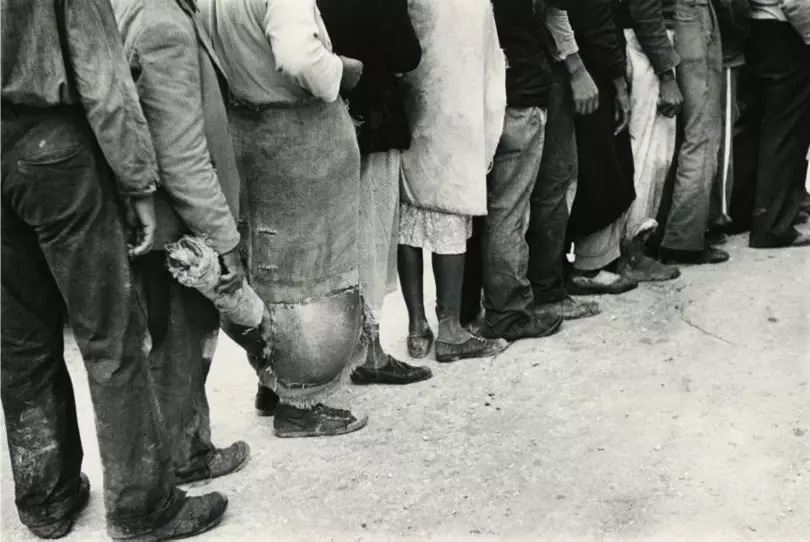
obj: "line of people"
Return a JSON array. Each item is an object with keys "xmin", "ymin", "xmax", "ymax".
[{"xmin": 2, "ymin": 0, "xmax": 809, "ymax": 539}]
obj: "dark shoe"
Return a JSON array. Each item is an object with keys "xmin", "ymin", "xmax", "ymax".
[
  {"xmin": 794, "ymin": 210, "xmax": 809, "ymax": 226},
  {"xmin": 706, "ymin": 229, "xmax": 728, "ymax": 246},
  {"xmin": 126, "ymin": 492, "xmax": 228, "ymax": 541},
  {"xmin": 660, "ymin": 246, "xmax": 730, "ymax": 265},
  {"xmin": 535, "ymin": 296, "xmax": 601, "ymax": 320},
  {"xmin": 479, "ymin": 312, "xmax": 562, "ymax": 341},
  {"xmin": 751, "ymin": 232, "xmax": 810, "ymax": 248},
  {"xmin": 434, "ymin": 334, "xmax": 509, "ymax": 363},
  {"xmin": 28, "ymin": 474, "xmax": 90, "ymax": 539},
  {"xmin": 175, "ymin": 442, "xmax": 251, "ymax": 485},
  {"xmin": 406, "ymin": 328, "xmax": 434, "ymax": 359},
  {"xmin": 617, "ymin": 236, "xmax": 681, "ymax": 282},
  {"xmin": 351, "ymin": 357, "xmax": 433, "ymax": 385},
  {"xmin": 255, "ymin": 384, "xmax": 279, "ymax": 417},
  {"xmin": 567, "ymin": 270, "xmax": 638, "ymax": 296},
  {"xmin": 274, "ymin": 403, "xmax": 368, "ymax": 438}
]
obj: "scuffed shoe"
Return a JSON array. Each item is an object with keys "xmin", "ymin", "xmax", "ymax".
[
  {"xmin": 255, "ymin": 385, "xmax": 279, "ymax": 417},
  {"xmin": 274, "ymin": 403, "xmax": 368, "ymax": 438},
  {"xmin": 176, "ymin": 442, "xmax": 251, "ymax": 485},
  {"xmin": 660, "ymin": 246, "xmax": 730, "ymax": 265},
  {"xmin": 435, "ymin": 334, "xmax": 509, "ymax": 363},
  {"xmin": 535, "ymin": 296, "xmax": 601, "ymax": 320},
  {"xmin": 406, "ymin": 328, "xmax": 434, "ymax": 359},
  {"xmin": 351, "ymin": 357, "xmax": 433, "ymax": 385},
  {"xmin": 478, "ymin": 313, "xmax": 562, "ymax": 341},
  {"xmin": 617, "ymin": 236, "xmax": 680, "ymax": 282},
  {"xmin": 28, "ymin": 474, "xmax": 90, "ymax": 539},
  {"xmin": 567, "ymin": 269, "xmax": 638, "ymax": 296},
  {"xmin": 121, "ymin": 492, "xmax": 228, "ymax": 541}
]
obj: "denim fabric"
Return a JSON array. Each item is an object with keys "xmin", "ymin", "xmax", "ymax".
[
  {"xmin": 527, "ymin": 62, "xmax": 577, "ymax": 304},
  {"xmin": 661, "ymin": 0, "xmax": 723, "ymax": 251},
  {"xmin": 131, "ymin": 252, "xmax": 219, "ymax": 480},
  {"xmin": 481, "ymin": 106, "xmax": 547, "ymax": 332},
  {"xmin": 746, "ymin": 21, "xmax": 810, "ymax": 247},
  {"xmin": 1, "ymin": 0, "xmax": 158, "ymax": 197},
  {"xmin": 1, "ymin": 109, "xmax": 183, "ymax": 535}
]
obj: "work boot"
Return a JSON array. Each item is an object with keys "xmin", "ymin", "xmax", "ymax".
[
  {"xmin": 114, "ymin": 492, "xmax": 229, "ymax": 540},
  {"xmin": 616, "ymin": 237, "xmax": 681, "ymax": 282},
  {"xmin": 535, "ymin": 296, "xmax": 601, "ymax": 320},
  {"xmin": 175, "ymin": 442, "xmax": 251, "ymax": 485},
  {"xmin": 478, "ymin": 312, "xmax": 562, "ymax": 341},
  {"xmin": 255, "ymin": 385, "xmax": 279, "ymax": 417},
  {"xmin": 274, "ymin": 404, "xmax": 368, "ymax": 438},
  {"xmin": 660, "ymin": 246, "xmax": 730, "ymax": 265},
  {"xmin": 28, "ymin": 474, "xmax": 90, "ymax": 539},
  {"xmin": 567, "ymin": 269, "xmax": 638, "ymax": 296}
]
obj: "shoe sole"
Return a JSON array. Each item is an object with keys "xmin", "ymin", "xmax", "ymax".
[
  {"xmin": 567, "ymin": 282, "xmax": 638, "ymax": 296},
  {"xmin": 274, "ymin": 415, "xmax": 369, "ymax": 439},
  {"xmin": 350, "ymin": 371, "xmax": 433, "ymax": 386},
  {"xmin": 162, "ymin": 513, "xmax": 225, "ymax": 541},
  {"xmin": 436, "ymin": 341, "xmax": 510, "ymax": 363},
  {"xmin": 255, "ymin": 408, "xmax": 276, "ymax": 417}
]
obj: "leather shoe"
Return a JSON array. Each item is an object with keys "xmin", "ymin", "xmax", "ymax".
[
  {"xmin": 660, "ymin": 246, "xmax": 730, "ymax": 265},
  {"xmin": 351, "ymin": 357, "xmax": 433, "ymax": 385}
]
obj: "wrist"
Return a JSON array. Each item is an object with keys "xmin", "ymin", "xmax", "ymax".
[
  {"xmin": 658, "ymin": 70, "xmax": 676, "ymax": 82},
  {"xmin": 562, "ymin": 53, "xmax": 587, "ymax": 78}
]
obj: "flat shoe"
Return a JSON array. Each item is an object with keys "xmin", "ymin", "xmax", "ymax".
[
  {"xmin": 351, "ymin": 357, "xmax": 433, "ymax": 385},
  {"xmin": 435, "ymin": 334, "xmax": 509, "ymax": 363},
  {"xmin": 406, "ymin": 328, "xmax": 434, "ymax": 359}
]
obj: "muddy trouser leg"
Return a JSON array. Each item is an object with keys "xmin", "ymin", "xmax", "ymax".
[
  {"xmin": 132, "ymin": 252, "xmax": 219, "ymax": 479},
  {"xmin": 1, "ymin": 111, "xmax": 181, "ymax": 536}
]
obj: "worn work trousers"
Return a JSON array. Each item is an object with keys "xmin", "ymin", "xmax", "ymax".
[
  {"xmin": 661, "ymin": 0, "xmax": 723, "ymax": 251},
  {"xmin": 1, "ymin": 106, "xmax": 182, "ymax": 536},
  {"xmin": 131, "ymin": 252, "xmax": 219, "ymax": 480},
  {"xmin": 527, "ymin": 63, "xmax": 578, "ymax": 304},
  {"xmin": 746, "ymin": 21, "xmax": 810, "ymax": 247}
]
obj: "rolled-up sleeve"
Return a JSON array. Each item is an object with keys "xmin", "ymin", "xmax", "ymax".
[
  {"xmin": 545, "ymin": 6, "xmax": 579, "ymax": 61},
  {"xmin": 134, "ymin": 18, "xmax": 240, "ymax": 254},
  {"xmin": 263, "ymin": 0, "xmax": 343, "ymax": 102}
]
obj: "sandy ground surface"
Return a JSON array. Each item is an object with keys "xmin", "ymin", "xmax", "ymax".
[{"xmin": 2, "ymin": 230, "xmax": 809, "ymax": 542}]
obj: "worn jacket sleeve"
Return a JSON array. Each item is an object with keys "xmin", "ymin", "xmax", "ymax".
[
  {"xmin": 134, "ymin": 17, "xmax": 240, "ymax": 254},
  {"xmin": 264, "ymin": 0, "xmax": 343, "ymax": 102},
  {"xmin": 627, "ymin": 0, "xmax": 679, "ymax": 74},
  {"xmin": 545, "ymin": 6, "xmax": 579, "ymax": 61},
  {"xmin": 568, "ymin": 0, "xmax": 626, "ymax": 80},
  {"xmin": 64, "ymin": 0, "xmax": 157, "ymax": 197}
]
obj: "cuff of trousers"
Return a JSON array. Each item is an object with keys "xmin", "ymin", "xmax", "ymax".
[{"xmin": 105, "ymin": 488, "xmax": 186, "ymax": 539}]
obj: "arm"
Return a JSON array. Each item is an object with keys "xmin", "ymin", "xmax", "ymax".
[
  {"xmin": 545, "ymin": 6, "xmax": 579, "ymax": 62},
  {"xmin": 627, "ymin": 0, "xmax": 679, "ymax": 75},
  {"xmin": 263, "ymin": 0, "xmax": 343, "ymax": 102},
  {"xmin": 135, "ymin": 18, "xmax": 240, "ymax": 255},
  {"xmin": 567, "ymin": 0, "xmax": 627, "ymax": 82},
  {"xmin": 546, "ymin": 6, "xmax": 599, "ymax": 115},
  {"xmin": 64, "ymin": 0, "xmax": 157, "ymax": 197}
]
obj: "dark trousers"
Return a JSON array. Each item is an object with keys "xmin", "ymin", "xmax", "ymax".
[
  {"xmin": 132, "ymin": 252, "xmax": 219, "ymax": 480},
  {"xmin": 527, "ymin": 63, "xmax": 578, "ymax": 304},
  {"xmin": 1, "ymin": 107, "xmax": 182, "ymax": 536},
  {"xmin": 746, "ymin": 21, "xmax": 810, "ymax": 247}
]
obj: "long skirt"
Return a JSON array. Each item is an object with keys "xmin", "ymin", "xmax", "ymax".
[{"xmin": 229, "ymin": 99, "xmax": 365, "ymax": 407}]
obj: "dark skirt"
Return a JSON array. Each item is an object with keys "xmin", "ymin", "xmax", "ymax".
[
  {"xmin": 229, "ymin": 98, "xmax": 365, "ymax": 406},
  {"xmin": 568, "ymin": 78, "xmax": 636, "ymax": 237}
]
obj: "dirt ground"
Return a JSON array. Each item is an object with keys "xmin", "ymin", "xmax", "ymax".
[{"xmin": 2, "ymin": 229, "xmax": 809, "ymax": 542}]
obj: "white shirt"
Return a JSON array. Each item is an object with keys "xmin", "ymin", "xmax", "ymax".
[{"xmin": 197, "ymin": 0, "xmax": 343, "ymax": 104}]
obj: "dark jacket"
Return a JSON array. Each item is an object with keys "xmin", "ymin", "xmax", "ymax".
[
  {"xmin": 568, "ymin": 0, "xmax": 627, "ymax": 82},
  {"xmin": 615, "ymin": 0, "xmax": 680, "ymax": 74},
  {"xmin": 317, "ymin": 0, "xmax": 421, "ymax": 155},
  {"xmin": 492, "ymin": 0, "xmax": 555, "ymax": 108},
  {"xmin": 1, "ymin": 0, "xmax": 158, "ymax": 197},
  {"xmin": 711, "ymin": 0, "xmax": 751, "ymax": 64},
  {"xmin": 112, "ymin": 0, "xmax": 241, "ymax": 253}
]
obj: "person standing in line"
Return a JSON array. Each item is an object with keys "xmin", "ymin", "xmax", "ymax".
[
  {"xmin": 110, "ymin": 0, "xmax": 251, "ymax": 484},
  {"xmin": 311, "ymin": 0, "xmax": 433, "ymax": 385},
  {"xmin": 396, "ymin": 0, "xmax": 510, "ymax": 363},
  {"xmin": 460, "ymin": 0, "xmax": 566, "ymax": 341},
  {"xmin": 657, "ymin": 0, "xmax": 729, "ymax": 265},
  {"xmin": 198, "ymin": 0, "xmax": 370, "ymax": 437},
  {"xmin": 1, "ymin": 0, "xmax": 228, "ymax": 538},
  {"xmin": 744, "ymin": 0, "xmax": 810, "ymax": 248}
]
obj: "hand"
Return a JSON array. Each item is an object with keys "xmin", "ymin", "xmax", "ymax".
[
  {"xmin": 570, "ymin": 67, "xmax": 600, "ymax": 116},
  {"xmin": 657, "ymin": 74, "xmax": 684, "ymax": 118},
  {"xmin": 339, "ymin": 56, "xmax": 364, "ymax": 91},
  {"xmin": 125, "ymin": 194, "xmax": 156, "ymax": 258},
  {"xmin": 217, "ymin": 246, "xmax": 245, "ymax": 296},
  {"xmin": 613, "ymin": 78, "xmax": 631, "ymax": 135}
]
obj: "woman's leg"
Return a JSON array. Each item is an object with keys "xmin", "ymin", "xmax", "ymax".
[
  {"xmin": 397, "ymin": 245, "xmax": 430, "ymax": 335},
  {"xmin": 432, "ymin": 253, "xmax": 471, "ymax": 343}
]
